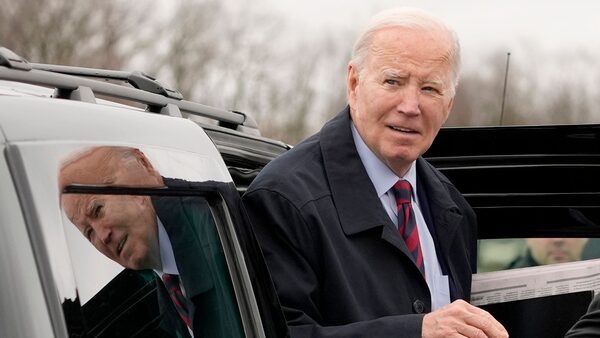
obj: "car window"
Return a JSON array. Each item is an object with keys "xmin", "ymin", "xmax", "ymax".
[
  {"xmin": 7, "ymin": 143, "xmax": 257, "ymax": 338},
  {"xmin": 56, "ymin": 146, "xmax": 248, "ymax": 338},
  {"xmin": 60, "ymin": 190, "xmax": 244, "ymax": 337}
]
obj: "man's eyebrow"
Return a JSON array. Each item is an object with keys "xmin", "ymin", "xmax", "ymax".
[
  {"xmin": 423, "ymin": 79, "xmax": 445, "ymax": 87},
  {"xmin": 65, "ymin": 196, "xmax": 85, "ymax": 225},
  {"xmin": 85, "ymin": 198, "xmax": 96, "ymax": 217},
  {"xmin": 381, "ymin": 69, "xmax": 406, "ymax": 78},
  {"xmin": 420, "ymin": 72, "xmax": 449, "ymax": 87}
]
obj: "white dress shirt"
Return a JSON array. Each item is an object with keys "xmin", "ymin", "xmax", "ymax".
[
  {"xmin": 155, "ymin": 218, "xmax": 195, "ymax": 336},
  {"xmin": 351, "ymin": 123, "xmax": 450, "ymax": 310},
  {"xmin": 156, "ymin": 217, "xmax": 180, "ymax": 277}
]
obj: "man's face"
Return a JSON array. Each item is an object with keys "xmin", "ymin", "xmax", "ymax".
[
  {"xmin": 348, "ymin": 27, "xmax": 455, "ymax": 176},
  {"xmin": 60, "ymin": 148, "xmax": 162, "ymax": 270},
  {"xmin": 62, "ymin": 193, "xmax": 159, "ymax": 270},
  {"xmin": 527, "ymin": 238, "xmax": 588, "ymax": 265}
]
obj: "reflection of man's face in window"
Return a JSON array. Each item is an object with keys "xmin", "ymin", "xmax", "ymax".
[
  {"xmin": 527, "ymin": 238, "xmax": 589, "ymax": 265},
  {"xmin": 59, "ymin": 147, "xmax": 165, "ymax": 270}
]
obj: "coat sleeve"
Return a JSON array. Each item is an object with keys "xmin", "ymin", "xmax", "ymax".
[
  {"xmin": 565, "ymin": 294, "xmax": 600, "ymax": 338},
  {"xmin": 242, "ymin": 188, "xmax": 424, "ymax": 338}
]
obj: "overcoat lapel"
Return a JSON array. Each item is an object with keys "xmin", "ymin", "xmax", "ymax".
[
  {"xmin": 416, "ymin": 159, "xmax": 463, "ymax": 261},
  {"xmin": 416, "ymin": 158, "xmax": 465, "ymax": 297},
  {"xmin": 153, "ymin": 193, "xmax": 214, "ymax": 296},
  {"xmin": 152, "ymin": 188, "xmax": 215, "ymax": 327},
  {"xmin": 320, "ymin": 107, "xmax": 413, "ymax": 259},
  {"xmin": 320, "ymin": 107, "xmax": 466, "ymax": 283}
]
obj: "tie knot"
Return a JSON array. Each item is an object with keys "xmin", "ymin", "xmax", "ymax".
[{"xmin": 393, "ymin": 180, "xmax": 413, "ymax": 203}]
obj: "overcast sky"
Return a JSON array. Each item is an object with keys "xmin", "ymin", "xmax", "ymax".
[{"xmin": 262, "ymin": 0, "xmax": 600, "ymax": 71}]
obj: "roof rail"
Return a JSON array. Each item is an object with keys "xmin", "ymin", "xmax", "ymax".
[
  {"xmin": 0, "ymin": 47, "xmax": 31, "ymax": 71},
  {"xmin": 0, "ymin": 47, "xmax": 260, "ymax": 135},
  {"xmin": 28, "ymin": 63, "xmax": 184, "ymax": 100}
]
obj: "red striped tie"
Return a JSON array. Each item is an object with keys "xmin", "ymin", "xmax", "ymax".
[
  {"xmin": 162, "ymin": 273, "xmax": 192, "ymax": 328},
  {"xmin": 393, "ymin": 180, "xmax": 425, "ymax": 277}
]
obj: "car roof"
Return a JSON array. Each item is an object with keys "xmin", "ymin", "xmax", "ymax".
[
  {"xmin": 0, "ymin": 95, "xmax": 214, "ymax": 151},
  {"xmin": 0, "ymin": 47, "xmax": 290, "ymax": 169}
]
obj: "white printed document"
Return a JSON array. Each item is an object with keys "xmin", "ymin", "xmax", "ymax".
[{"xmin": 471, "ymin": 258, "xmax": 600, "ymax": 306}]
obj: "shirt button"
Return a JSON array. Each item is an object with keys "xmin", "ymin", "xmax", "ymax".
[{"xmin": 413, "ymin": 300, "xmax": 425, "ymax": 313}]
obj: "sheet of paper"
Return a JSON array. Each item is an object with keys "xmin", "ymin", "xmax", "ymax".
[{"xmin": 471, "ymin": 258, "xmax": 600, "ymax": 306}]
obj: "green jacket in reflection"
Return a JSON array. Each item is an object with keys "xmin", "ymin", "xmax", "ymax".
[
  {"xmin": 152, "ymin": 177, "xmax": 244, "ymax": 338},
  {"xmin": 507, "ymin": 250, "xmax": 538, "ymax": 269}
]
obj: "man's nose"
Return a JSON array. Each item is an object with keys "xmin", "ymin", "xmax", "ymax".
[
  {"xmin": 91, "ymin": 221, "xmax": 112, "ymax": 245},
  {"xmin": 396, "ymin": 86, "xmax": 421, "ymax": 116}
]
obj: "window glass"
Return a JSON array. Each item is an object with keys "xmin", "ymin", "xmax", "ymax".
[
  {"xmin": 478, "ymin": 238, "xmax": 600, "ymax": 273},
  {"xmin": 9, "ymin": 142, "xmax": 231, "ymax": 307},
  {"xmin": 60, "ymin": 192, "xmax": 244, "ymax": 337},
  {"xmin": 10, "ymin": 143, "xmax": 248, "ymax": 338},
  {"xmin": 57, "ymin": 146, "xmax": 245, "ymax": 337}
]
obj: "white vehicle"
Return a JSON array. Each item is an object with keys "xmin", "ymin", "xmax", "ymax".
[{"xmin": 0, "ymin": 47, "xmax": 289, "ymax": 338}]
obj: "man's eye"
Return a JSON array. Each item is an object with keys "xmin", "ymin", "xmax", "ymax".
[
  {"xmin": 92, "ymin": 205, "xmax": 103, "ymax": 218},
  {"xmin": 422, "ymin": 86, "xmax": 440, "ymax": 94},
  {"xmin": 84, "ymin": 227, "xmax": 94, "ymax": 241},
  {"xmin": 384, "ymin": 79, "xmax": 398, "ymax": 85}
]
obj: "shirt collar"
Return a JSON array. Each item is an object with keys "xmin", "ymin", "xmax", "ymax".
[
  {"xmin": 351, "ymin": 122, "xmax": 418, "ymax": 198},
  {"xmin": 157, "ymin": 217, "xmax": 179, "ymax": 275}
]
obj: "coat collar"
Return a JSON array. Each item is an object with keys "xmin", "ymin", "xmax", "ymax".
[
  {"xmin": 152, "ymin": 178, "xmax": 215, "ymax": 298},
  {"xmin": 416, "ymin": 157, "xmax": 463, "ymax": 252},
  {"xmin": 321, "ymin": 106, "xmax": 393, "ymax": 236},
  {"xmin": 320, "ymin": 106, "xmax": 462, "ymax": 240}
]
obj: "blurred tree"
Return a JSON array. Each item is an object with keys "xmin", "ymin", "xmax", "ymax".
[
  {"xmin": 448, "ymin": 46, "xmax": 600, "ymax": 128},
  {"xmin": 448, "ymin": 50, "xmax": 535, "ymax": 127},
  {"xmin": 536, "ymin": 51, "xmax": 598, "ymax": 125},
  {"xmin": 148, "ymin": 0, "xmax": 350, "ymax": 144},
  {"xmin": 2, "ymin": 0, "xmax": 598, "ymax": 144},
  {"xmin": 0, "ymin": 0, "xmax": 149, "ymax": 69}
]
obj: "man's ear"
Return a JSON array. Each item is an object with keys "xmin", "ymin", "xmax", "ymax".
[
  {"xmin": 347, "ymin": 63, "xmax": 359, "ymax": 109},
  {"xmin": 132, "ymin": 148, "xmax": 164, "ymax": 186},
  {"xmin": 133, "ymin": 148, "xmax": 154, "ymax": 171}
]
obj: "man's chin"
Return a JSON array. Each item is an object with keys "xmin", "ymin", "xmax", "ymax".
[
  {"xmin": 125, "ymin": 257, "xmax": 148, "ymax": 270},
  {"xmin": 126, "ymin": 253, "xmax": 160, "ymax": 271},
  {"xmin": 548, "ymin": 256, "xmax": 569, "ymax": 264},
  {"xmin": 383, "ymin": 152, "xmax": 420, "ymax": 174},
  {"xmin": 385, "ymin": 146, "xmax": 421, "ymax": 161}
]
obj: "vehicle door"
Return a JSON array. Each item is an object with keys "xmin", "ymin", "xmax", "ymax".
[
  {"xmin": 6, "ymin": 142, "xmax": 287, "ymax": 338},
  {"xmin": 426, "ymin": 123, "xmax": 600, "ymax": 338}
]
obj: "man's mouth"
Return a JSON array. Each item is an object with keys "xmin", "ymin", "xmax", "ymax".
[
  {"xmin": 117, "ymin": 235, "xmax": 127, "ymax": 255},
  {"xmin": 389, "ymin": 125, "xmax": 417, "ymax": 133}
]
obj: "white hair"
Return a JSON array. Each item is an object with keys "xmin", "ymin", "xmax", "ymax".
[{"xmin": 350, "ymin": 7, "xmax": 461, "ymax": 93}]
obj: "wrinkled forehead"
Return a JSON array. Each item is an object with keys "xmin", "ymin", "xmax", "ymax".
[
  {"xmin": 60, "ymin": 193, "xmax": 91, "ymax": 225},
  {"xmin": 60, "ymin": 148, "xmax": 120, "ymax": 187},
  {"xmin": 368, "ymin": 27, "xmax": 454, "ymax": 68}
]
